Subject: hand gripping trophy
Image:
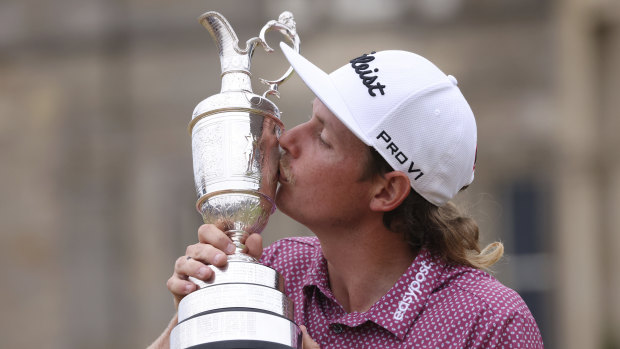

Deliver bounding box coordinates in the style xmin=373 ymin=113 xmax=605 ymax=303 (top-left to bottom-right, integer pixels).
xmin=170 ymin=11 xmax=302 ymax=349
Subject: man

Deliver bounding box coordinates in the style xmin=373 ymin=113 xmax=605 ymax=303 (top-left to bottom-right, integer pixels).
xmin=150 ymin=43 xmax=543 ymax=348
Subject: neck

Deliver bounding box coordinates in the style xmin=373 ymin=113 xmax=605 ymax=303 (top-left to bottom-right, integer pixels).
xmin=313 ymin=219 xmax=417 ymax=313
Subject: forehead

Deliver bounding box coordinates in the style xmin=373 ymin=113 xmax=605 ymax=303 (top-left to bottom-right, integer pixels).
xmin=312 ymin=98 xmax=344 ymax=131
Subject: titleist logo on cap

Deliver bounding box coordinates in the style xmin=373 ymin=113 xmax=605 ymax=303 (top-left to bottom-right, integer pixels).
xmin=349 ymin=51 xmax=387 ymax=97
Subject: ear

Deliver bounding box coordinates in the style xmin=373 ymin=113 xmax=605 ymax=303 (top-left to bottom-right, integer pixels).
xmin=369 ymin=171 xmax=411 ymax=212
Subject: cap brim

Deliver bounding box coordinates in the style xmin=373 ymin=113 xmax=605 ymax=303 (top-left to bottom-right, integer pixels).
xmin=280 ymin=42 xmax=371 ymax=145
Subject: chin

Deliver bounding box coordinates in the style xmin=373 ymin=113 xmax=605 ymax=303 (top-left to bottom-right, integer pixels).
xmin=274 ymin=189 xmax=301 ymax=222
xmin=274 ymin=188 xmax=288 ymax=213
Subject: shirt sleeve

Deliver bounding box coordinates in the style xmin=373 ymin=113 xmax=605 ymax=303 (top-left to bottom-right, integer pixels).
xmin=258 ymin=239 xmax=282 ymax=268
xmin=477 ymin=310 xmax=544 ymax=348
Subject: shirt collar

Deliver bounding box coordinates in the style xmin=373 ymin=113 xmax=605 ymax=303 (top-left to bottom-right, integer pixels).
xmin=301 ymin=247 xmax=334 ymax=295
xmin=366 ymin=249 xmax=448 ymax=340
xmin=300 ymin=247 xmax=452 ymax=340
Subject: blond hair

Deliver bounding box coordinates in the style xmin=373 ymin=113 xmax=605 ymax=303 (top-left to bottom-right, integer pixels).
xmin=365 ymin=148 xmax=503 ymax=269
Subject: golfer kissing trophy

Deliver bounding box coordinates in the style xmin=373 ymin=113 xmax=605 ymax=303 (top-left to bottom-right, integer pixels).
xmin=169 ymin=11 xmax=302 ymax=349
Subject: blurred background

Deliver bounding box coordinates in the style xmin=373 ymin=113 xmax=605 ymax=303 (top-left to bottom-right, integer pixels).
xmin=1 ymin=0 xmax=618 ymax=348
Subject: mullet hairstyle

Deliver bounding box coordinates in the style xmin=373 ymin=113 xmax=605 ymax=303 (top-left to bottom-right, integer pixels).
xmin=363 ymin=147 xmax=504 ymax=270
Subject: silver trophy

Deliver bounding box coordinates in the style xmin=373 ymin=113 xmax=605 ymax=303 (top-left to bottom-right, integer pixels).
xmin=169 ymin=11 xmax=302 ymax=349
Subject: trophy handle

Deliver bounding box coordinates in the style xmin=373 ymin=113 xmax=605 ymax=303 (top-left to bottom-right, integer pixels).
xmin=257 ymin=11 xmax=300 ymax=98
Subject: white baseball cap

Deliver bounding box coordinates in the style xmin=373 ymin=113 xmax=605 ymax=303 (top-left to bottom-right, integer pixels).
xmin=279 ymin=42 xmax=477 ymax=206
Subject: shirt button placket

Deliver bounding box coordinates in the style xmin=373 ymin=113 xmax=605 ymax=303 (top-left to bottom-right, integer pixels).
xmin=331 ymin=324 xmax=344 ymax=334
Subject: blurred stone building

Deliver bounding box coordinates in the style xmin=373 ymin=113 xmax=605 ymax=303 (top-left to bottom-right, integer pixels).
xmin=0 ymin=0 xmax=618 ymax=348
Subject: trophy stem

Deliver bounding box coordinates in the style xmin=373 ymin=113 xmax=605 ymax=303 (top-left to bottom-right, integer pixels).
xmin=226 ymin=229 xmax=258 ymax=263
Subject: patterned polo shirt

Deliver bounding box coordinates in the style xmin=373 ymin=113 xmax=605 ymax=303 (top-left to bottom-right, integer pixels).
xmin=260 ymin=236 xmax=543 ymax=348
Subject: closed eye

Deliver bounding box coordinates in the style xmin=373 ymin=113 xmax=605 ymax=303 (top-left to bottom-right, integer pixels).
xmin=318 ymin=131 xmax=331 ymax=148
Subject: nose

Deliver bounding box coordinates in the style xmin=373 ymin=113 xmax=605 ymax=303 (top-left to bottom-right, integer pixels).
xmin=278 ymin=124 xmax=302 ymax=158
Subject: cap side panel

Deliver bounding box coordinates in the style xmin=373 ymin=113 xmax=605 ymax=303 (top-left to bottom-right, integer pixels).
xmin=369 ymin=82 xmax=476 ymax=206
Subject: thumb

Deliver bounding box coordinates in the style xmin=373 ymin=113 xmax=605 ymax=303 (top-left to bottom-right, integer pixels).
xmin=300 ymin=325 xmax=320 ymax=349
xmin=244 ymin=233 xmax=263 ymax=260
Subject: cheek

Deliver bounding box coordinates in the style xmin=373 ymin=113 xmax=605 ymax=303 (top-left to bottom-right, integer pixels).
xmin=274 ymin=164 xmax=327 ymax=209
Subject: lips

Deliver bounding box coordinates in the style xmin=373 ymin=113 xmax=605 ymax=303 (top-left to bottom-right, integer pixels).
xmin=278 ymin=163 xmax=289 ymax=184
xmin=278 ymin=156 xmax=294 ymax=184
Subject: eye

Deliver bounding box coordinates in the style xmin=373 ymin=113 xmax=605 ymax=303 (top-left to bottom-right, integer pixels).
xmin=318 ymin=131 xmax=331 ymax=148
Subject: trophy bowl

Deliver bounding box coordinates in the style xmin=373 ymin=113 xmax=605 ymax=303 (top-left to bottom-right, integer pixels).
xmin=191 ymin=99 xmax=282 ymax=260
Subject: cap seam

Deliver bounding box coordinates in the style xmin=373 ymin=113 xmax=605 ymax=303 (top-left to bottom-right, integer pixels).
xmin=367 ymin=78 xmax=455 ymax=133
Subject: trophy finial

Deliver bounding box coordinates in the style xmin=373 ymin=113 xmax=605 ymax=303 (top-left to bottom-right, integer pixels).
xmin=198 ymin=11 xmax=300 ymax=95
xmin=258 ymin=11 xmax=300 ymax=97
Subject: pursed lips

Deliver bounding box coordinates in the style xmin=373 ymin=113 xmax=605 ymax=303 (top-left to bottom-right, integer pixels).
xmin=278 ymin=155 xmax=294 ymax=185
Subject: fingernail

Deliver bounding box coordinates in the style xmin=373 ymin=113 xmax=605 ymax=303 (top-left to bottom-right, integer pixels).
xmin=226 ymin=243 xmax=236 ymax=254
xmin=198 ymin=267 xmax=208 ymax=277
xmin=213 ymin=253 xmax=225 ymax=265
xmin=185 ymin=284 xmax=193 ymax=293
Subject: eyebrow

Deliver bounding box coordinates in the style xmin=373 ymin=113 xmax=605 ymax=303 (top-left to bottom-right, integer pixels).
xmin=309 ymin=99 xmax=328 ymax=127
xmin=307 ymin=110 xmax=326 ymax=126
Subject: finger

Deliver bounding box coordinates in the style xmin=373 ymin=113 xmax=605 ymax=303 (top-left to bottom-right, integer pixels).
xmin=197 ymin=224 xmax=236 ymax=255
xmin=172 ymin=255 xmax=214 ymax=284
xmin=167 ymin=256 xmax=201 ymax=307
xmin=169 ymin=279 xmax=195 ymax=310
xmin=244 ymin=234 xmax=264 ymax=260
xmin=185 ymin=243 xmax=228 ymax=268
xmin=177 ymin=253 xmax=220 ymax=281
xmin=300 ymin=325 xmax=320 ymax=349
xmin=166 ymin=273 xmax=197 ymax=299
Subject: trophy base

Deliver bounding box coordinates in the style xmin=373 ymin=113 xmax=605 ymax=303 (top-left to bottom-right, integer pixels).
xmin=173 ymin=261 xmax=301 ymax=349
xmin=185 ymin=340 xmax=298 ymax=349
xmin=189 ymin=261 xmax=285 ymax=291
xmin=178 ymin=282 xmax=294 ymax=322
xmin=186 ymin=341 xmax=297 ymax=349
xmin=170 ymin=310 xmax=302 ymax=349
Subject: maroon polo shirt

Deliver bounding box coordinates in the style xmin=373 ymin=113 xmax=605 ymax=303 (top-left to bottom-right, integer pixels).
xmin=260 ymin=237 xmax=543 ymax=348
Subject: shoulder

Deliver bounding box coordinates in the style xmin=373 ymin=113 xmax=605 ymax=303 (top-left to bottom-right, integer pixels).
xmin=260 ymin=236 xmax=321 ymax=269
xmin=428 ymin=265 xmax=543 ymax=347
xmin=259 ymin=236 xmax=322 ymax=296
xmin=446 ymin=267 xmax=531 ymax=318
